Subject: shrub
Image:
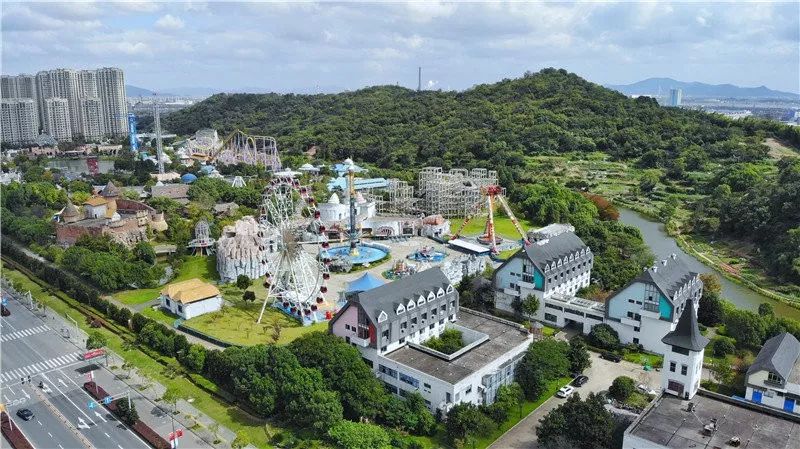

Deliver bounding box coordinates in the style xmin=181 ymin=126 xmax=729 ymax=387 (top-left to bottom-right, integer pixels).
xmin=609 ymin=376 xmax=635 ymax=402
xmin=587 ymin=324 xmax=620 ymax=350
xmin=712 ymin=337 xmax=736 ymax=357
xmin=327 ymin=421 xmax=390 ymax=449
xmin=422 ymin=328 xmax=464 ymax=354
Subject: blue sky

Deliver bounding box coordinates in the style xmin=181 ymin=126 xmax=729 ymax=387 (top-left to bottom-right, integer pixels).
xmin=2 ymin=1 xmax=798 ymax=94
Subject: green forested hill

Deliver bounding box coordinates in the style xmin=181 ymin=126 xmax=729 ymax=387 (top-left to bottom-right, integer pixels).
xmin=164 ymin=68 xmax=799 ymax=170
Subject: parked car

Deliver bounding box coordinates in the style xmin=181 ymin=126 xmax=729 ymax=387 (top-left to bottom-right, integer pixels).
xmin=637 ymin=384 xmax=657 ymax=395
xmin=16 ymin=409 xmax=34 ymax=421
xmin=556 ymin=385 xmax=575 ymax=398
xmin=601 ymin=352 xmax=621 ymax=363
xmin=572 ymin=375 xmax=589 ymax=387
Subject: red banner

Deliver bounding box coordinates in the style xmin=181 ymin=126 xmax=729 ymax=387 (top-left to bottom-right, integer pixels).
xmin=83 ymin=349 xmax=105 ymax=360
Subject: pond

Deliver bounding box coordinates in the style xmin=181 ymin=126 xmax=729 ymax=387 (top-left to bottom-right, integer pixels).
xmin=618 ymin=207 xmax=800 ymax=321
xmin=47 ymin=158 xmax=115 ymax=174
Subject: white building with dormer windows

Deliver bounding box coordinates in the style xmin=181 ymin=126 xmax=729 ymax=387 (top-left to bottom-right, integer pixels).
xmin=330 ymin=267 xmax=532 ymax=414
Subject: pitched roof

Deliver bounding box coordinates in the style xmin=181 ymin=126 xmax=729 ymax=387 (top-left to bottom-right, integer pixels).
xmin=661 ymin=299 xmax=709 ymax=351
xmin=83 ymin=196 xmax=108 ymax=206
xmin=62 ymin=200 xmax=80 ymax=217
xmin=161 ymin=278 xmax=220 ymax=304
xmin=151 ymin=183 xmax=190 ymax=200
xmin=346 ymin=272 xmax=386 ymax=293
xmin=101 ymin=181 xmax=120 ymax=197
xmin=522 ymin=231 xmax=588 ymax=268
xmin=747 ymin=332 xmax=800 ymax=380
xmin=353 ymin=268 xmax=451 ymax=323
xmin=636 ymin=254 xmax=697 ymax=300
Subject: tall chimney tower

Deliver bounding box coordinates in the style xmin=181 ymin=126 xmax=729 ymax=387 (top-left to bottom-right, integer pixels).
xmin=418 ymin=67 xmax=422 ymax=92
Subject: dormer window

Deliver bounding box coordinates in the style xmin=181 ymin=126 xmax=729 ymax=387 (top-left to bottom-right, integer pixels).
xmin=767 ymin=372 xmax=783 ymax=385
xmin=445 ymin=284 xmax=454 ymax=294
xmin=436 ymin=288 xmax=445 ymax=298
xmin=406 ymin=300 xmax=415 ymax=310
xmin=417 ymin=295 xmax=425 ymax=306
xmin=427 ymin=291 xmax=436 ymax=301
xmin=396 ymin=304 xmax=405 ymax=315
xmin=378 ymin=311 xmax=388 ymax=323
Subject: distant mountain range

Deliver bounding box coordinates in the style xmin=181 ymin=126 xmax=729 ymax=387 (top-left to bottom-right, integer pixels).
xmin=606 ymin=78 xmax=799 ymax=99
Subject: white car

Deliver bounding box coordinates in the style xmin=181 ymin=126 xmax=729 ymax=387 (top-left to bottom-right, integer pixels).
xmin=556 ymin=385 xmax=575 ymax=398
xmin=637 ymin=384 xmax=657 ymax=395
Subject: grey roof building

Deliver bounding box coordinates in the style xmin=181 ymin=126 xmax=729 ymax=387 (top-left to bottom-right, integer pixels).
xmin=744 ymin=332 xmax=800 ymax=414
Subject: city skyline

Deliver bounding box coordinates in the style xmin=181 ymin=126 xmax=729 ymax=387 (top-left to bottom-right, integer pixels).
xmin=2 ymin=2 xmax=798 ymax=94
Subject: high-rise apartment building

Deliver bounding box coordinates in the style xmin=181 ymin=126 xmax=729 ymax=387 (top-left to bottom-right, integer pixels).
xmin=2 ymin=74 xmax=37 ymax=99
xmin=669 ymin=88 xmax=682 ymax=107
xmin=43 ymin=97 xmax=72 ymax=141
xmin=2 ymin=66 xmax=128 ymax=144
xmin=1 ymin=98 xmax=38 ymax=145
xmin=96 ymin=67 xmax=128 ymax=137
xmin=79 ymin=97 xmax=104 ymax=141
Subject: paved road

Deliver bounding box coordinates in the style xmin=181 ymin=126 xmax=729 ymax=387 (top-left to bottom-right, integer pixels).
xmin=489 ymin=352 xmax=660 ymax=449
xmin=1 ymin=295 xmax=150 ymax=449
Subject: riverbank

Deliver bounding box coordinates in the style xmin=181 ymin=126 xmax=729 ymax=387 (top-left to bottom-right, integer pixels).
xmin=616 ymin=207 xmax=800 ymax=321
xmin=674 ymin=233 xmax=800 ymax=307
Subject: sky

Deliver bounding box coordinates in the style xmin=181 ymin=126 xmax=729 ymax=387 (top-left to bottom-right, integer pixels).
xmin=2 ymin=1 xmax=799 ymax=95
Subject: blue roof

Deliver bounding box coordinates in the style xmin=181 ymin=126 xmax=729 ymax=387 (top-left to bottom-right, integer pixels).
xmin=333 ymin=163 xmax=366 ymax=176
xmin=199 ymin=165 xmax=215 ymax=174
xmin=345 ymin=272 xmax=386 ymax=293
xmin=181 ymin=173 xmax=198 ymax=183
xmin=327 ymin=177 xmax=389 ymax=192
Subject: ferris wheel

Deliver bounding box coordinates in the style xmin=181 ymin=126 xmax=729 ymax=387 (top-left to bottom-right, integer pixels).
xmin=256 ymin=176 xmax=332 ymax=324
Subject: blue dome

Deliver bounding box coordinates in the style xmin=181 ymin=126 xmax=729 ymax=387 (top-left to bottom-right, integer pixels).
xmin=181 ymin=173 xmax=198 ymax=184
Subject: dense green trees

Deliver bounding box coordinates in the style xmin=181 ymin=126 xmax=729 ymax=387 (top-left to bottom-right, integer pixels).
xmin=327 ymin=421 xmax=391 ymax=449
xmin=536 ymin=393 xmax=615 ymax=449
xmin=567 ymin=337 xmax=592 ymax=374
xmin=693 ymin=159 xmax=800 ymax=285
xmin=608 ymin=376 xmax=636 ymax=402
xmin=422 ymin=328 xmax=465 ymax=354
xmin=59 ymin=235 xmax=164 ymax=291
xmin=288 ymin=332 xmax=386 ymax=421
xmin=586 ymin=324 xmax=620 ymax=350
xmin=515 ymin=338 xmax=570 ymax=399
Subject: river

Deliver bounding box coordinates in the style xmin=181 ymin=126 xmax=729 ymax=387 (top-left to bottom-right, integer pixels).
xmin=618 ymin=207 xmax=800 ymax=321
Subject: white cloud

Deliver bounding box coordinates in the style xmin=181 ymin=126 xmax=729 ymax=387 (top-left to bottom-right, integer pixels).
xmin=155 ymin=14 xmax=184 ymax=30
xmin=115 ymin=2 xmax=161 ymax=13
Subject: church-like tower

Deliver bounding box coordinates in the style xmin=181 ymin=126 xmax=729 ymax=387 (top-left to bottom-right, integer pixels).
xmin=660 ymin=298 xmax=709 ymax=399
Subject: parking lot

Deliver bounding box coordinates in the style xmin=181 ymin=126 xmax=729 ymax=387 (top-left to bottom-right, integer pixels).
xmin=489 ymin=351 xmax=660 ymax=449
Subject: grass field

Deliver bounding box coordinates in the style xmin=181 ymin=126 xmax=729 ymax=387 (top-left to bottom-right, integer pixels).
xmin=115 ymin=256 xmax=217 ymax=306
xmin=451 ymin=215 xmax=535 ymax=240
xmin=182 ymin=299 xmax=328 ymax=346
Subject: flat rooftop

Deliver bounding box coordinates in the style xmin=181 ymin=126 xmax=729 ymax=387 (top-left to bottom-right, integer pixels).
xmin=384 ymin=309 xmax=531 ymax=385
xmin=628 ymin=391 xmax=800 ymax=449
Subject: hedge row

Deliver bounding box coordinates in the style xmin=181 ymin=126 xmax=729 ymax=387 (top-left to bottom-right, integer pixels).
xmin=0 ymin=412 xmax=34 ymax=449
xmin=84 ymin=382 xmax=170 ymax=449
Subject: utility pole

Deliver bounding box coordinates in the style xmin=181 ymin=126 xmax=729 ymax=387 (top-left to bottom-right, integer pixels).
xmin=417 ymin=67 xmax=422 ymax=92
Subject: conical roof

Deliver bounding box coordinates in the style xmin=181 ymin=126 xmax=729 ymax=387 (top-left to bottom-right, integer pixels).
xmin=661 ymin=299 xmax=709 ymax=351
xmin=101 ymin=181 xmax=120 ymax=197
xmin=62 ymin=200 xmax=79 ymax=217
xmin=345 ymin=272 xmax=385 ymax=293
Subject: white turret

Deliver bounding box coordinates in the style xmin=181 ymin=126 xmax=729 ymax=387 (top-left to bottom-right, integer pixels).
xmin=660 ymin=298 xmax=709 ymax=399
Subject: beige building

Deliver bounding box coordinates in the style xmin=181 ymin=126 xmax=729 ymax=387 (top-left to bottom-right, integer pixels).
xmin=159 ymin=279 xmax=222 ymax=320
xmin=96 ymin=67 xmax=127 ymax=137
xmin=79 ymin=97 xmax=104 ymax=141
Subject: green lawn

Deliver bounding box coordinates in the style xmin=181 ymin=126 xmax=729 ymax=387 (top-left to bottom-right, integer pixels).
xmin=115 ymin=256 xmax=218 ymax=306
xmin=182 ymin=299 xmax=328 ymax=346
xmin=451 ymin=215 xmax=535 ymax=240
xmin=622 ymin=350 xmax=663 ymax=369
xmin=141 ymin=306 xmax=180 ymax=327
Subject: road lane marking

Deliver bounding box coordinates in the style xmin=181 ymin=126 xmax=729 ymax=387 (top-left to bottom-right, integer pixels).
xmin=48 ymin=432 xmax=53 ymax=438
xmin=104 ymin=432 xmax=111 ymax=438
xmin=41 ymin=372 xmax=95 ymax=425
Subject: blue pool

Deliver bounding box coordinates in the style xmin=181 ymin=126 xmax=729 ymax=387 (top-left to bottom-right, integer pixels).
xmin=407 ymin=250 xmax=446 ymax=262
xmin=322 ymin=244 xmax=389 ymax=265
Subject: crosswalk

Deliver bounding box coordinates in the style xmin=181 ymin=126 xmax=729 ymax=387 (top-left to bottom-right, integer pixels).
xmin=1 ymin=352 xmax=82 ymax=383
xmin=0 ymin=325 xmax=49 ymax=342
